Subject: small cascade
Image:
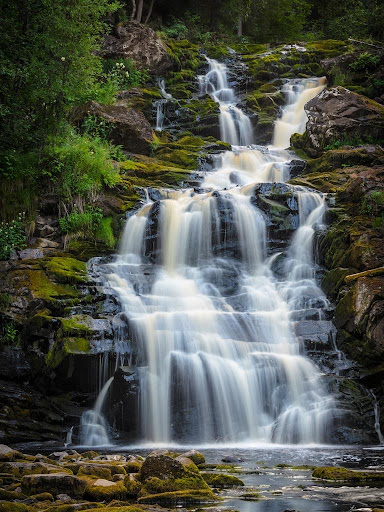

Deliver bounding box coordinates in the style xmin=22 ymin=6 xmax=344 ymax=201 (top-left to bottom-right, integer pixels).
xmin=199 ymin=58 xmax=254 ymax=145
xmin=273 ymin=78 xmax=326 ymax=149
xmin=64 ymin=426 xmax=74 ymax=447
xmin=80 ymin=376 xmax=114 ymax=446
xmin=370 ymin=390 xmax=384 ymax=444
xmin=96 ymin=58 xmax=335 ymax=445
xmin=155 ymin=79 xmax=172 ymax=132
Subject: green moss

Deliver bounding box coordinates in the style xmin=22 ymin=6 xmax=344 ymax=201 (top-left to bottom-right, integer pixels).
xmin=81 ymin=452 xmax=100 ymax=460
xmin=30 ymin=492 xmax=54 ymax=501
xmin=154 ymin=148 xmax=198 ymax=169
xmin=140 ymin=473 xmax=210 ymax=495
xmin=13 ymin=270 xmax=79 ymax=302
xmin=46 ymin=257 xmax=87 ymax=284
xmin=202 ymin=473 xmax=244 ymax=487
xmin=322 ymin=268 xmax=352 ymax=298
xmin=164 ymin=39 xmax=202 ymax=72
xmin=138 ymin=489 xmax=217 ymax=505
xmin=0 ymin=489 xmax=26 ymax=500
xmin=313 ymin=466 xmax=384 ymax=482
xmin=60 ymin=315 xmax=92 ymax=337
xmin=198 ymin=464 xmax=237 ymax=471
xmin=123 ymin=476 xmax=141 ymax=497
xmin=78 ymin=466 xmax=112 ymax=480
xmin=80 ymin=508 xmax=142 ymax=512
xmin=241 ymin=491 xmax=263 ymax=501
xmin=84 ymin=480 xmax=128 ymax=501
xmin=0 ymin=503 xmax=29 ymax=512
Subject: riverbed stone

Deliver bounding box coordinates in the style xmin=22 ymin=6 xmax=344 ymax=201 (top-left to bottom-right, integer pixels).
xmin=21 ymin=473 xmax=87 ymax=497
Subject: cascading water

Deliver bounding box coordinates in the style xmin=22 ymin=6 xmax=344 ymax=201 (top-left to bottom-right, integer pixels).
xmin=155 ymin=79 xmax=172 ymax=132
xmin=273 ymin=78 xmax=326 ymax=149
xmin=85 ymin=59 xmax=335 ymax=446
xmin=80 ymin=376 xmax=114 ymax=446
xmin=199 ymin=58 xmax=254 ymax=146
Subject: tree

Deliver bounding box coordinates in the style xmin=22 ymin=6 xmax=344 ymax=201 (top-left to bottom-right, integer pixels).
xmin=0 ymin=0 xmax=119 ymax=152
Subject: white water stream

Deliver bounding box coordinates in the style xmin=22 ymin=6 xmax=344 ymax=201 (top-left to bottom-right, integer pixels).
xmin=155 ymin=79 xmax=172 ymax=132
xmin=80 ymin=59 xmax=337 ymax=446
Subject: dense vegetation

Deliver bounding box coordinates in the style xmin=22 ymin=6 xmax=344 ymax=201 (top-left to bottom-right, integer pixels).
xmin=0 ymin=0 xmax=383 ymax=257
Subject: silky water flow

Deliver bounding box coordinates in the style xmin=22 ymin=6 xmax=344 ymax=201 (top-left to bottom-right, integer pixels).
xmin=80 ymin=58 xmax=335 ymax=446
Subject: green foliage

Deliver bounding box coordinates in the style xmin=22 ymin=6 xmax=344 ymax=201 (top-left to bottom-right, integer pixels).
xmin=0 ymin=0 xmax=120 ymax=151
xmin=350 ymin=52 xmax=380 ymax=72
xmin=103 ymin=59 xmax=150 ymax=89
xmin=59 ymin=207 xmax=116 ymax=248
xmin=0 ymin=213 xmax=27 ymax=260
xmin=361 ymin=190 xmax=384 ymax=227
xmin=0 ymin=320 xmax=19 ymax=346
xmin=324 ymin=135 xmax=381 ymax=150
xmin=43 ymin=132 xmax=120 ymax=203
xmin=82 ymin=115 xmax=112 ymax=139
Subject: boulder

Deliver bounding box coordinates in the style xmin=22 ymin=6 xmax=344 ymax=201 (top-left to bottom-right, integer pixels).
xmin=182 ymin=450 xmax=205 ymax=466
xmin=100 ymin=22 xmax=173 ymax=75
xmin=78 ymin=101 xmax=154 ymax=155
xmin=0 ymin=445 xmax=18 ymax=462
xmin=140 ymin=453 xmax=185 ymax=481
xmin=300 ymin=87 xmax=384 ymax=156
xmin=83 ymin=479 xmax=128 ymax=501
xmin=21 ymin=473 xmax=87 ymax=497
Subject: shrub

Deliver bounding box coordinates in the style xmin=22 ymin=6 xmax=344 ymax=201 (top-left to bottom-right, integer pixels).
xmin=102 ymin=59 xmax=149 ymax=89
xmin=350 ymin=52 xmax=380 ymax=72
xmin=0 ymin=213 xmax=27 ymax=260
xmin=59 ymin=207 xmax=115 ymax=248
xmin=43 ymin=132 xmax=120 ymax=203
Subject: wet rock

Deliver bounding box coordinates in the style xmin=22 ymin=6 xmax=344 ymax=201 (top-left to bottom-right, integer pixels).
xmin=83 ymin=479 xmax=128 ymax=501
xmin=300 ymin=88 xmax=384 ymax=157
xmin=76 ymin=101 xmax=154 ymax=155
xmin=182 ymin=450 xmax=205 ymax=466
xmin=100 ymin=21 xmax=173 ymax=75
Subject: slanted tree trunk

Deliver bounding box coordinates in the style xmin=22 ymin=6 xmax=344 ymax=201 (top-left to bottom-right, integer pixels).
xmin=130 ymin=0 xmax=136 ymax=20
xmin=144 ymin=0 xmax=155 ymax=24
xmin=135 ymin=0 xmax=144 ymax=22
xmin=237 ymin=14 xmax=243 ymax=36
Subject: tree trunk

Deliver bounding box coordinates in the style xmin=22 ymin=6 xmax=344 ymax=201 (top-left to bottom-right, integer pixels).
xmin=130 ymin=0 xmax=136 ymax=20
xmin=135 ymin=0 xmax=144 ymax=23
xmin=237 ymin=14 xmax=243 ymax=36
xmin=144 ymin=0 xmax=155 ymax=24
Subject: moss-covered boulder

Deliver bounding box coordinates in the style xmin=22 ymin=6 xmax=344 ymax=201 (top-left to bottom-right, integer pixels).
xmin=137 ymin=489 xmax=217 ymax=505
xmin=21 ymin=473 xmax=87 ymax=497
xmin=202 ymin=473 xmax=245 ymax=487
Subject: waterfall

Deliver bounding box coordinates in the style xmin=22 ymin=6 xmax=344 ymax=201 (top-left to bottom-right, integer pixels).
xmin=273 ymin=78 xmax=326 ymax=149
xmin=80 ymin=376 xmax=114 ymax=446
xmin=155 ymin=79 xmax=172 ymax=132
xmin=199 ymin=58 xmax=254 ymax=146
xmin=96 ymin=59 xmax=333 ymax=445
xmin=370 ymin=390 xmax=384 ymax=444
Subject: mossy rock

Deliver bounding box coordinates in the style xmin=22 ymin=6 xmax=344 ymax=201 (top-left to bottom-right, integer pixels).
xmin=241 ymin=491 xmax=263 ymax=501
xmin=59 ymin=315 xmax=93 ymax=337
xmin=83 ymin=479 xmax=128 ymax=501
xmin=322 ymin=267 xmax=352 ymax=298
xmin=312 ymin=466 xmax=384 ymax=482
xmin=78 ymin=466 xmax=112 ymax=480
xmin=46 ymin=257 xmax=87 ymax=284
xmin=140 ymin=473 xmax=210 ymax=496
xmin=80 ymin=508 xmax=142 ymax=512
xmin=182 ymin=450 xmax=205 ymax=466
xmin=123 ymin=462 xmax=142 ymax=473
xmin=137 ymin=489 xmax=217 ymax=505
xmin=21 ymin=473 xmax=87 ymax=497
xmin=30 ymin=492 xmax=54 ymax=501
xmin=202 ymin=473 xmax=244 ymax=487
xmin=123 ymin=476 xmax=141 ymax=497
xmin=0 ymin=503 xmax=29 ymax=512
xmin=80 ymin=452 xmax=99 ymax=460
xmin=0 ymin=489 xmax=26 ymax=500
xmin=11 ymin=270 xmax=79 ymax=302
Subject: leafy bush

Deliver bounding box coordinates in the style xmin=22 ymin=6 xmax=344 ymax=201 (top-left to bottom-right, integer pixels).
xmin=0 ymin=320 xmax=19 ymax=346
xmin=44 ymin=132 xmax=120 ymax=203
xmin=59 ymin=207 xmax=115 ymax=248
xmin=324 ymin=135 xmax=382 ymax=150
xmin=362 ymin=190 xmax=384 ymax=227
xmin=350 ymin=52 xmax=380 ymax=72
xmin=0 ymin=213 xmax=27 ymax=260
xmin=103 ymin=59 xmax=149 ymax=89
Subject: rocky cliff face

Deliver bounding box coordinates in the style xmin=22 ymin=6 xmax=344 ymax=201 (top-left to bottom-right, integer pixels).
xmin=0 ymin=27 xmax=383 ymax=445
